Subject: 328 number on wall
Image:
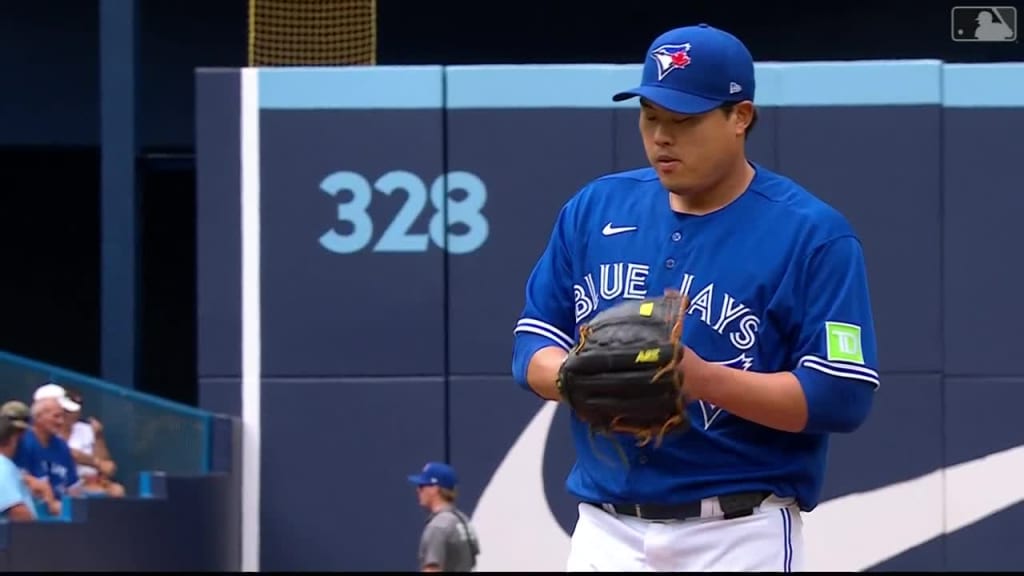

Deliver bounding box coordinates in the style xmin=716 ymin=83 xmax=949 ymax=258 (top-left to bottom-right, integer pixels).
xmin=319 ymin=170 xmax=490 ymax=255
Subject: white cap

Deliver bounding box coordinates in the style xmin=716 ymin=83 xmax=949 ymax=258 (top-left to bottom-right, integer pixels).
xmin=33 ymin=383 xmax=81 ymax=413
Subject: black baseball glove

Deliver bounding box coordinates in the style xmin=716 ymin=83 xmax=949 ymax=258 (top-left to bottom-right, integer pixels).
xmin=556 ymin=290 xmax=692 ymax=448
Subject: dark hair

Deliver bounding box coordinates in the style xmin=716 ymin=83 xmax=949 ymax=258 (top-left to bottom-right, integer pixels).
xmin=65 ymin=388 xmax=84 ymax=408
xmin=720 ymin=102 xmax=758 ymax=137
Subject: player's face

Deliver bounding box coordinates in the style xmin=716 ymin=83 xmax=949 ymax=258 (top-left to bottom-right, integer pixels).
xmin=638 ymin=99 xmax=752 ymax=194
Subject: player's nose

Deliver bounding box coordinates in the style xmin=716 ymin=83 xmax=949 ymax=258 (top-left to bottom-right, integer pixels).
xmin=653 ymin=124 xmax=673 ymax=145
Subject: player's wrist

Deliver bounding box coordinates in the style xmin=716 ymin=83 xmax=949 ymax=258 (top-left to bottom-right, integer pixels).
xmin=678 ymin=347 xmax=714 ymax=402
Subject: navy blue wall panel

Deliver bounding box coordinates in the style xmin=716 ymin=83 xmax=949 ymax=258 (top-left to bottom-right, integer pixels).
xmin=195 ymin=70 xmax=242 ymax=383
xmin=444 ymin=110 xmax=615 ymax=375
xmin=946 ymin=504 xmax=1024 ymax=571
xmin=869 ymin=539 xmax=945 ymax=572
xmin=0 ymin=476 xmax=238 ymax=571
xmin=942 ymin=109 xmax=1024 ymax=376
xmin=745 ymin=106 xmax=779 ymax=170
xmin=199 ymin=376 xmax=241 ymax=417
xmin=260 ymin=377 xmax=446 ymax=570
xmin=944 ymin=377 xmax=1024 ymax=465
xmin=776 ymin=107 xmax=943 ymax=373
xmin=819 ymin=374 xmax=943 ymax=502
xmin=259 ymin=109 xmax=446 ymax=378
xmin=612 ymin=109 xmax=646 ymax=170
xmin=195 ymin=70 xmax=242 ymax=417
xmin=447 ymin=376 xmax=545 ymax=515
xmin=943 ymin=377 xmax=1024 ymax=569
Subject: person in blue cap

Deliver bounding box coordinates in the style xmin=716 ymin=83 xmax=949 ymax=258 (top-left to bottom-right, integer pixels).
xmin=512 ymin=22 xmax=878 ymax=572
xmin=407 ymin=461 xmax=480 ymax=572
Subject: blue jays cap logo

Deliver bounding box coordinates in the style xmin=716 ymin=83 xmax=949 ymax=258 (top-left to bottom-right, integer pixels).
xmin=650 ymin=43 xmax=693 ymax=81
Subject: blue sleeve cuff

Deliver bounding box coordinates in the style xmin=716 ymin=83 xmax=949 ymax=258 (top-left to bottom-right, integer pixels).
xmin=794 ymin=366 xmax=876 ymax=434
xmin=512 ymin=333 xmax=567 ymax=394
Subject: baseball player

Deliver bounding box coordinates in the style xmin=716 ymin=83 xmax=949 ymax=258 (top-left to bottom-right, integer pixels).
xmin=511 ymin=23 xmax=879 ymax=572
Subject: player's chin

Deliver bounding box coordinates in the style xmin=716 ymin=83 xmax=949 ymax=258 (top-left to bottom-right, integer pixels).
xmin=657 ymin=174 xmax=694 ymax=195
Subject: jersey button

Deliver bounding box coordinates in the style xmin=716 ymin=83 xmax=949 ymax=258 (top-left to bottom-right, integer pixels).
xmin=665 ymin=258 xmax=676 ymax=269
xmin=638 ymin=455 xmax=648 ymax=464
xmin=671 ymin=231 xmax=682 ymax=242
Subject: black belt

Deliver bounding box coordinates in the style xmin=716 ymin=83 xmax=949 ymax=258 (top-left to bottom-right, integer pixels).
xmin=587 ymin=491 xmax=771 ymax=521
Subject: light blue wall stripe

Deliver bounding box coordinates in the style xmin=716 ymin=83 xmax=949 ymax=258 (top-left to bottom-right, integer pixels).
xmin=943 ymin=63 xmax=1024 ymax=108
xmin=254 ymin=62 xmax=1024 ymax=110
xmin=761 ymin=60 xmax=943 ymax=106
xmin=445 ymin=64 xmax=642 ymax=109
xmin=258 ymin=66 xmax=444 ymax=110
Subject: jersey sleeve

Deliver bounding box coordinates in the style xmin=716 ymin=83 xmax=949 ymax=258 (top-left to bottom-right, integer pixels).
xmin=790 ymin=235 xmax=880 ymax=391
xmin=511 ymin=196 xmax=580 ymax=391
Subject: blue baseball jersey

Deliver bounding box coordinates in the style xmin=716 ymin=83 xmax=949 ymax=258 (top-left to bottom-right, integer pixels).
xmin=14 ymin=429 xmax=80 ymax=498
xmin=512 ymin=163 xmax=879 ymax=512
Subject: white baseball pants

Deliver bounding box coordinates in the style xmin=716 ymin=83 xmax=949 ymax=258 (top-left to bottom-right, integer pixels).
xmin=566 ymin=495 xmax=804 ymax=572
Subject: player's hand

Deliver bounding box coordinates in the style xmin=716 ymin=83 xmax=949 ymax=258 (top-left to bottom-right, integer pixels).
xmin=89 ymin=417 xmax=104 ymax=436
xmin=675 ymin=345 xmax=711 ymax=401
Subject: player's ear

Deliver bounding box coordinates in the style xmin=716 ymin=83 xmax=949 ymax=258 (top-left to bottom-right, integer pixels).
xmin=727 ymin=101 xmax=755 ymax=136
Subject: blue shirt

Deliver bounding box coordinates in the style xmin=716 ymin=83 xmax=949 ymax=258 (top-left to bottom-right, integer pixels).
xmin=0 ymin=453 xmax=37 ymax=521
xmin=511 ymin=164 xmax=880 ymax=512
xmin=14 ymin=429 xmax=80 ymax=499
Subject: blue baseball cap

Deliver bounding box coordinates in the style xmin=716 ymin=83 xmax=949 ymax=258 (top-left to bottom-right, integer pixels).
xmin=612 ymin=23 xmax=756 ymax=115
xmin=407 ymin=461 xmax=458 ymax=490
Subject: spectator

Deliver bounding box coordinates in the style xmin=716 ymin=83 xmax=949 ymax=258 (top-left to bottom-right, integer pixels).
xmin=59 ymin=388 xmax=125 ymax=498
xmin=2 ymin=400 xmax=58 ymax=515
xmin=407 ymin=461 xmax=480 ymax=572
xmin=0 ymin=406 xmax=36 ymax=522
xmin=15 ymin=396 xmax=83 ymax=515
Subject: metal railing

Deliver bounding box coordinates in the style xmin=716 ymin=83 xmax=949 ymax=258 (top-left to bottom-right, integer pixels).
xmin=0 ymin=350 xmax=213 ymax=495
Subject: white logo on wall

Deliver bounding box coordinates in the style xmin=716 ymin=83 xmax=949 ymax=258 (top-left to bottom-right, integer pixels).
xmin=470 ymin=403 xmax=1024 ymax=572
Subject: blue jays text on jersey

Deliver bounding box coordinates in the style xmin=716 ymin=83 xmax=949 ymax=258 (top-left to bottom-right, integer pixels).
xmin=511 ymin=163 xmax=880 ymax=512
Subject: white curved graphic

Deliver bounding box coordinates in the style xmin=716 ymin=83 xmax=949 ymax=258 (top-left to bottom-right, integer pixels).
xmin=471 ymin=402 xmax=571 ymax=572
xmin=473 ymin=402 xmax=1024 ymax=572
xmin=804 ymin=443 xmax=1024 ymax=571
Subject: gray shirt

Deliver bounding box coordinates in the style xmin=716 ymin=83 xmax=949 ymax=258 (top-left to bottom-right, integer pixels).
xmin=418 ymin=505 xmax=480 ymax=572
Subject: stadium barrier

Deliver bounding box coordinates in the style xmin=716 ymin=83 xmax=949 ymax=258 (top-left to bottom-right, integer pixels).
xmin=0 ymin=350 xmax=213 ymax=495
xmin=0 ymin=350 xmax=241 ymax=570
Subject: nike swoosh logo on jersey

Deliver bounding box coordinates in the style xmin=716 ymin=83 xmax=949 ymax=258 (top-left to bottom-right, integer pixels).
xmin=602 ymin=223 xmax=638 ymax=236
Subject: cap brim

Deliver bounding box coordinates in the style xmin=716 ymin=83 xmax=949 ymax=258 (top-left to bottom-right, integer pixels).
xmin=408 ymin=474 xmax=429 ymax=486
xmin=59 ymin=398 xmax=80 ymax=412
xmin=612 ymin=85 xmax=724 ymax=115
